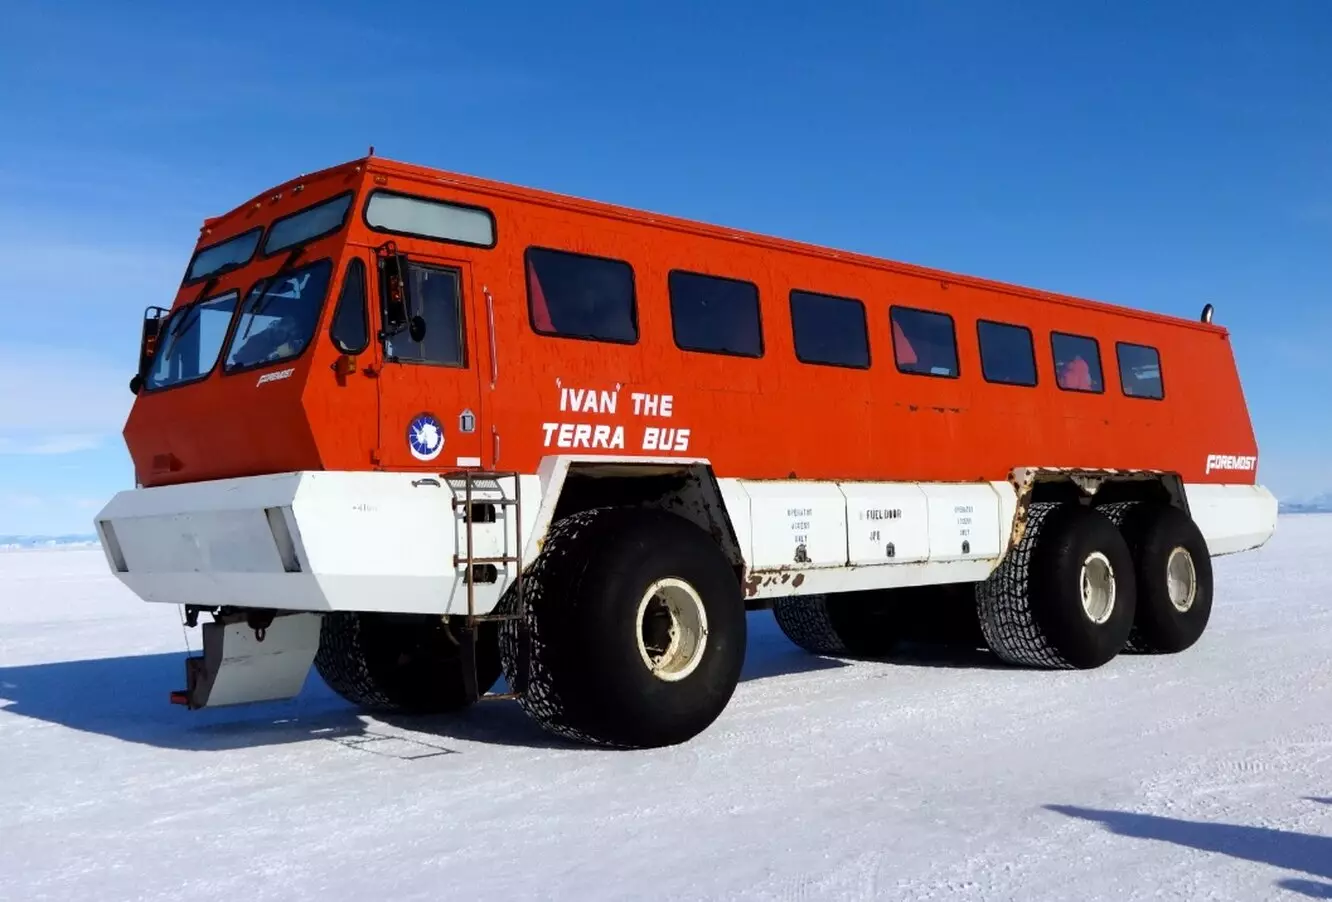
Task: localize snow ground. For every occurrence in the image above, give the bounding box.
[1,516,1330,902]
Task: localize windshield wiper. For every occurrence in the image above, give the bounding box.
[238,245,306,342]
[168,275,220,339]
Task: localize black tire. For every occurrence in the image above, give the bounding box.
[1099,502,1214,654]
[771,591,902,658]
[314,612,501,714]
[498,507,747,749]
[977,501,1137,669]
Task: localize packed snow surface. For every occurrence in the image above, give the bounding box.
[2,515,1330,901]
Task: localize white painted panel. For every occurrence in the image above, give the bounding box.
[715,478,754,568]
[1183,482,1278,556]
[746,557,997,599]
[921,483,1002,562]
[742,481,848,569]
[201,613,321,707]
[841,483,930,565]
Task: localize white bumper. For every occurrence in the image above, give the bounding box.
[94,471,532,616]
[1182,482,1279,556]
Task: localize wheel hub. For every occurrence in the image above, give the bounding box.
[1166,546,1198,612]
[635,578,708,682]
[1079,551,1116,624]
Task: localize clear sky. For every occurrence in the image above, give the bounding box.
[0,0,1328,534]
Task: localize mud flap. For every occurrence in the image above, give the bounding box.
[171,612,322,710]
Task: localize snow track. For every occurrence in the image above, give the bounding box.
[2,515,1330,900]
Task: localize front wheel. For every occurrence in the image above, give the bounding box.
[499,507,748,749]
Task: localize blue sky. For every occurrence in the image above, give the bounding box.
[1,0,1328,534]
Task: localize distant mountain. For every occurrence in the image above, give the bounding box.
[1278,492,1332,515]
[0,534,101,551]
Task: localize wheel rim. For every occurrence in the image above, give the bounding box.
[1079,551,1116,625]
[635,578,709,682]
[1166,546,1198,613]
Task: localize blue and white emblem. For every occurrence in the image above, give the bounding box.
[407,413,445,462]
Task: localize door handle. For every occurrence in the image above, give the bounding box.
[484,285,498,390]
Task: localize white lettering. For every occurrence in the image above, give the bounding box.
[544,422,626,449]
[642,427,690,452]
[660,394,673,417]
[560,386,620,414]
[255,367,295,386]
[573,423,593,448]
[1205,454,1257,475]
[557,423,575,448]
[541,423,559,446]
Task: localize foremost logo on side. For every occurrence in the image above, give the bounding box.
[256,368,296,387]
[1205,453,1257,475]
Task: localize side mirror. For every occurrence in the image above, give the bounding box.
[409,315,427,343]
[131,306,170,395]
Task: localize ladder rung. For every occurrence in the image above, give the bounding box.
[469,613,524,623]
[455,555,521,566]
[452,498,519,508]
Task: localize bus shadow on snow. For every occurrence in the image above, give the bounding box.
[0,612,998,754]
[1047,803,1332,898]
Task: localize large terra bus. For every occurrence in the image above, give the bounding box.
[94,153,1277,749]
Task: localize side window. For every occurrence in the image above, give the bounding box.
[890,306,959,378]
[1051,332,1103,393]
[329,258,369,354]
[977,320,1037,386]
[668,270,763,357]
[1117,342,1164,399]
[789,289,870,368]
[383,261,466,367]
[526,247,637,343]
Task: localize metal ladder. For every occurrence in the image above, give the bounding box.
[449,469,528,702]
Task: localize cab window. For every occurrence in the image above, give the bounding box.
[382,260,466,367]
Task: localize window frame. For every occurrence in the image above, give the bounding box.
[523,245,640,346]
[975,318,1039,387]
[221,256,337,377]
[328,256,371,355]
[1115,341,1166,400]
[182,226,262,286]
[787,288,872,370]
[666,268,765,359]
[379,258,470,369]
[362,188,498,250]
[889,304,961,380]
[139,288,243,394]
[1050,330,1106,395]
[261,190,356,258]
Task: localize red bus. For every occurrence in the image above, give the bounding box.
[94,153,1276,748]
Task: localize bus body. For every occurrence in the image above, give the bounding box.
[94,155,1276,747]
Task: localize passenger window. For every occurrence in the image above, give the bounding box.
[329,258,369,354]
[977,320,1037,386]
[890,306,959,378]
[1117,342,1164,399]
[526,247,637,343]
[383,261,466,366]
[1051,332,1103,393]
[789,289,870,368]
[668,270,763,357]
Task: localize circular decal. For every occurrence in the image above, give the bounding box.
[407,413,445,462]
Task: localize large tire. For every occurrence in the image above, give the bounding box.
[771,591,902,658]
[1099,501,1214,654]
[314,612,501,714]
[977,501,1137,669]
[498,507,747,749]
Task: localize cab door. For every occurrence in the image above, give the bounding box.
[374,249,487,471]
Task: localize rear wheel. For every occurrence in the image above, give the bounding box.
[314,612,501,714]
[498,507,747,749]
[771,590,902,658]
[1100,502,1214,654]
[977,501,1137,669]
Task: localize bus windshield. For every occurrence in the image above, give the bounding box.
[224,258,334,372]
